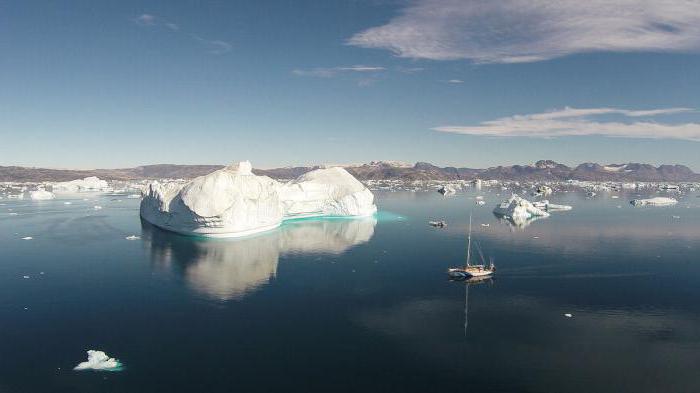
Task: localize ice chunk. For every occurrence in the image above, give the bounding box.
[493,195,549,220]
[140,162,377,238]
[564,313,573,318]
[28,189,55,200]
[73,350,122,371]
[630,197,678,206]
[21,236,33,240]
[125,235,140,240]
[93,205,102,210]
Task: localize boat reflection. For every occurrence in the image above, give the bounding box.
[142,217,377,300]
[450,276,493,336]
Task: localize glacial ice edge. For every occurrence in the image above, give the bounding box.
[139,161,378,238]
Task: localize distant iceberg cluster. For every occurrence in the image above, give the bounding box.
[52,176,110,193]
[140,161,377,237]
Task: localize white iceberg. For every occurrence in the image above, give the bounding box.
[531,200,572,211]
[73,350,122,371]
[140,161,377,238]
[28,189,55,200]
[493,195,550,219]
[630,197,678,206]
[52,177,109,193]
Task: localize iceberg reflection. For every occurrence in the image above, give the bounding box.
[493,212,547,229]
[142,217,377,300]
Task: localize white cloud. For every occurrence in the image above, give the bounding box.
[446,79,463,84]
[433,107,700,141]
[133,14,155,26]
[292,65,386,78]
[348,0,700,63]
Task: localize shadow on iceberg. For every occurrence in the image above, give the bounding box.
[141,215,377,300]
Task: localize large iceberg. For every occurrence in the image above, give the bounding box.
[52,176,109,193]
[140,161,377,237]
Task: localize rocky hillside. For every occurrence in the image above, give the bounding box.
[1,160,697,182]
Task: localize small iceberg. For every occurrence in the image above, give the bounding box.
[532,200,572,211]
[493,195,549,220]
[28,189,55,200]
[428,220,447,228]
[630,197,678,207]
[437,185,456,195]
[125,235,140,240]
[73,350,122,371]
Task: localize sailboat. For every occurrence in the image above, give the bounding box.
[447,214,495,279]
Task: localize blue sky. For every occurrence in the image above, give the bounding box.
[2,0,700,169]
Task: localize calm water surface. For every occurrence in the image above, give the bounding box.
[1,189,699,392]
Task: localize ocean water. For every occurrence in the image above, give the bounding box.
[1,189,700,393]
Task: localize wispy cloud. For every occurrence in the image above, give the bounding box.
[132,14,230,55]
[433,107,700,141]
[192,35,232,55]
[348,0,700,63]
[446,79,463,84]
[292,65,386,78]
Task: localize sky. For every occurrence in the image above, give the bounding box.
[2,0,700,170]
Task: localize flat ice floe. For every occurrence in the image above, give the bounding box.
[140,161,377,237]
[630,197,678,206]
[73,350,122,371]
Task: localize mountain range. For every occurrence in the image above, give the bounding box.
[1,160,697,182]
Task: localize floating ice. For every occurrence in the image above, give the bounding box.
[630,197,678,206]
[140,161,377,238]
[73,350,122,371]
[125,235,140,240]
[21,236,33,240]
[493,195,549,220]
[564,313,573,318]
[64,202,72,205]
[28,189,55,200]
[93,205,102,210]
[52,177,109,193]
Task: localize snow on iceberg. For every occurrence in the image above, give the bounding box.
[73,350,122,371]
[52,177,109,193]
[28,189,55,200]
[280,166,377,218]
[493,195,549,219]
[630,197,678,206]
[140,161,377,238]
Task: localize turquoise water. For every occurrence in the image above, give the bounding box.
[1,189,699,392]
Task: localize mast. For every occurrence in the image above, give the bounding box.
[466,213,472,268]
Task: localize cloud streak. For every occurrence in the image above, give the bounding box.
[433,107,700,141]
[292,65,386,78]
[348,0,700,63]
[132,14,230,55]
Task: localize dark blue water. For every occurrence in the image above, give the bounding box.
[1,189,699,393]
